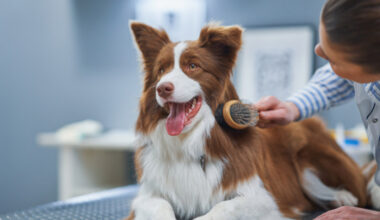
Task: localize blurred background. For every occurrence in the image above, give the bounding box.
[0,0,363,214]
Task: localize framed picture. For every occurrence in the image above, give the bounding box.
[236,26,315,102]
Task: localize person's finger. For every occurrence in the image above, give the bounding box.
[260,109,288,122]
[254,96,280,111]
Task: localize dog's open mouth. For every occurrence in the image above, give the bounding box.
[165,96,202,136]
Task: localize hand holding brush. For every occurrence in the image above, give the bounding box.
[254,96,300,128]
[215,97,300,130]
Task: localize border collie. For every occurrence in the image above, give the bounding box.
[126,21,380,220]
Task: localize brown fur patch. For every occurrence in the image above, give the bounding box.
[130,22,170,89]
[362,160,377,182]
[206,117,367,217]
[135,43,177,135]
[124,211,134,220]
[134,147,144,182]
[180,44,240,110]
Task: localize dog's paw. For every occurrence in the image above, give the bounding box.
[150,209,177,220]
[333,190,358,207]
[132,206,177,220]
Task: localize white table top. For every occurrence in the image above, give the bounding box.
[37,130,136,151]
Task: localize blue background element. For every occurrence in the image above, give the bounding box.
[0,0,361,213]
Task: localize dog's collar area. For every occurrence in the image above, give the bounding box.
[200,155,206,172]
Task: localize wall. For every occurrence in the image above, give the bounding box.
[0,0,361,214]
[0,0,140,213]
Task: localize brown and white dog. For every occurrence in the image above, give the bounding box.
[126,21,380,220]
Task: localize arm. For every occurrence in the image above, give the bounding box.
[287,63,354,120]
[315,206,380,220]
[255,64,354,127]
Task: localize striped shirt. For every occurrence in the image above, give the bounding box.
[287,63,380,120]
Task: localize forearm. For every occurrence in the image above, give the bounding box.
[286,83,329,120]
[287,64,354,120]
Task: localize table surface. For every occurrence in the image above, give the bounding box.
[37,130,136,150]
[0,184,325,220]
[0,185,139,220]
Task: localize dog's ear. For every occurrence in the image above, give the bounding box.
[130,21,171,73]
[198,24,243,73]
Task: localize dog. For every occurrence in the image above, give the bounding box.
[126,21,380,220]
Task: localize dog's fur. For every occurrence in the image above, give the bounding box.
[126,22,380,220]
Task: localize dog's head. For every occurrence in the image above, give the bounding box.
[131,22,242,136]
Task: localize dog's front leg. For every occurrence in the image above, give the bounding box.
[130,195,176,220]
[127,186,176,220]
[193,196,289,220]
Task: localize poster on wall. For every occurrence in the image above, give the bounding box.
[236,26,314,102]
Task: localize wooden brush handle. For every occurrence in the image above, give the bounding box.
[223,100,250,130]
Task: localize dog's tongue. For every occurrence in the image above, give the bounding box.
[166,103,186,136]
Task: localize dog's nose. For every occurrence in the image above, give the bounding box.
[157,82,174,99]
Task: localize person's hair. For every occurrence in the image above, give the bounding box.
[322,0,380,73]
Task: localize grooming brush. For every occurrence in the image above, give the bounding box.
[215,100,259,130]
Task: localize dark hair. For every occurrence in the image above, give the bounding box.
[322,0,380,73]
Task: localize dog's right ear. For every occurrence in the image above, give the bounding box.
[198,23,243,75]
[130,21,170,73]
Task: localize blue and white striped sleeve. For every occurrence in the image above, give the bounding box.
[286,63,355,120]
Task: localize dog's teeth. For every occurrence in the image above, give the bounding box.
[193,98,196,105]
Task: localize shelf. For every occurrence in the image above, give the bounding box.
[342,145,372,166]
[37,130,136,151]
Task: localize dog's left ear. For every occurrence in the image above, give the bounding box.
[198,24,243,72]
[130,21,171,74]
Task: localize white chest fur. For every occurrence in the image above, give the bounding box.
[137,105,225,219]
[140,146,225,219]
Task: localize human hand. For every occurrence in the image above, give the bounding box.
[253,96,300,128]
[315,206,380,220]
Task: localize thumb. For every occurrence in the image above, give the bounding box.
[255,96,280,111]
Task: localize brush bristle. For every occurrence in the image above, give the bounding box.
[230,103,259,126]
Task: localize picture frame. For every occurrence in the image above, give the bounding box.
[236,25,315,102]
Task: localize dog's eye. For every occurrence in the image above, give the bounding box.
[159,68,164,74]
[189,63,198,70]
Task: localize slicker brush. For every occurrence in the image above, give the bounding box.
[215,100,259,130]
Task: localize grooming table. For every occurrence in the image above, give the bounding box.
[0,184,322,220]
[0,185,138,220]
